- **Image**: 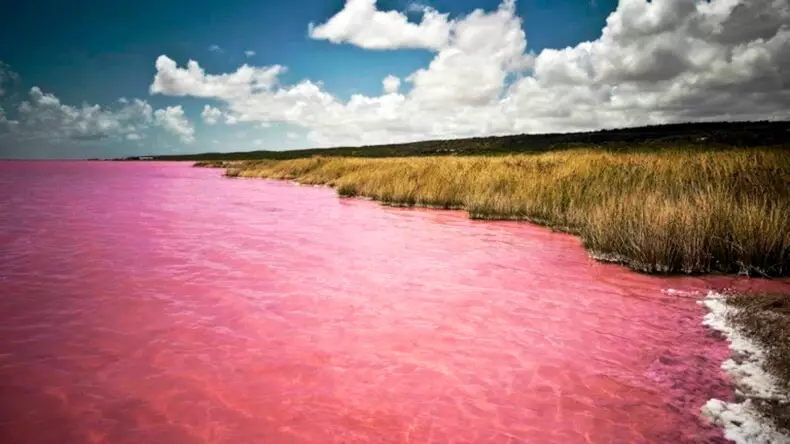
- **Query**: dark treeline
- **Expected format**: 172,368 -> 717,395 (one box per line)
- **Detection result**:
128,121 -> 790,161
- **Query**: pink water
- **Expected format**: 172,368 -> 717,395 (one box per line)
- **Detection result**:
1,161 -> 789,443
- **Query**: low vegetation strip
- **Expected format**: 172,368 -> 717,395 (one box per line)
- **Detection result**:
208,147 -> 790,276
153,121 -> 790,161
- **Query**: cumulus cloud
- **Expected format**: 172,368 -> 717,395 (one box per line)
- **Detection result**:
154,105 -> 195,143
201,105 -> 223,125
200,104 -> 243,126
406,0 -> 532,107
0,105 -> 18,132
151,0 -> 790,147
0,85 -> 197,148
150,55 -> 285,99
382,75 -> 401,94
151,1 -> 529,144
308,0 -> 453,50
245,50 -> 256,57
8,87 -> 154,141
511,0 -> 790,129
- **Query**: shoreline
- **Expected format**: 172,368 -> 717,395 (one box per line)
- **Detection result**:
213,164 -> 780,278
228,172 -> 715,276
701,293 -> 790,443
199,155 -> 790,440
199,149 -> 790,278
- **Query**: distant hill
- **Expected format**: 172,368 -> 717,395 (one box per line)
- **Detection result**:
127,121 -> 790,161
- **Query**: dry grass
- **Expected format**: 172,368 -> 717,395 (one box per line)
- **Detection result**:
725,293 -> 790,432
226,147 -> 790,275
194,160 -> 240,169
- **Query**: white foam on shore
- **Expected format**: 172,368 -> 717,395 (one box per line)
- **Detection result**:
699,292 -> 790,444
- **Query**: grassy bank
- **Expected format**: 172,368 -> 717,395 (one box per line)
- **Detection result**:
217,147 -> 790,276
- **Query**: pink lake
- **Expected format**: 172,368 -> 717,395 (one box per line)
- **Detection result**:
1,161 -> 789,443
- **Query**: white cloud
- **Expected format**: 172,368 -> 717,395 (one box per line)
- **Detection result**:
201,105 -> 223,125
0,86 -> 199,147
7,87 -> 154,141
245,50 -> 256,57
150,55 -> 285,99
509,0 -> 790,130
0,105 -> 18,131
209,44 -> 223,53
382,75 -> 401,94
406,0 -> 532,107
286,132 -> 298,139
154,105 -> 195,143
148,0 -> 790,147
308,0 -> 453,50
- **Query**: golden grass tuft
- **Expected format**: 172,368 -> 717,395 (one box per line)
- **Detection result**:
227,147 -> 790,275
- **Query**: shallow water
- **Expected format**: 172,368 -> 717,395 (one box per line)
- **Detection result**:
1,161 -> 789,443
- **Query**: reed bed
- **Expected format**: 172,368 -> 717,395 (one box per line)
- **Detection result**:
226,147 -> 790,276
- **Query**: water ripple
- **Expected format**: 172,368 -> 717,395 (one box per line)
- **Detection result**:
2,161 -> 789,443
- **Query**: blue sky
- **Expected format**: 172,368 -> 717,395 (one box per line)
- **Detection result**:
1,0 -> 789,158
0,1 -> 615,101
